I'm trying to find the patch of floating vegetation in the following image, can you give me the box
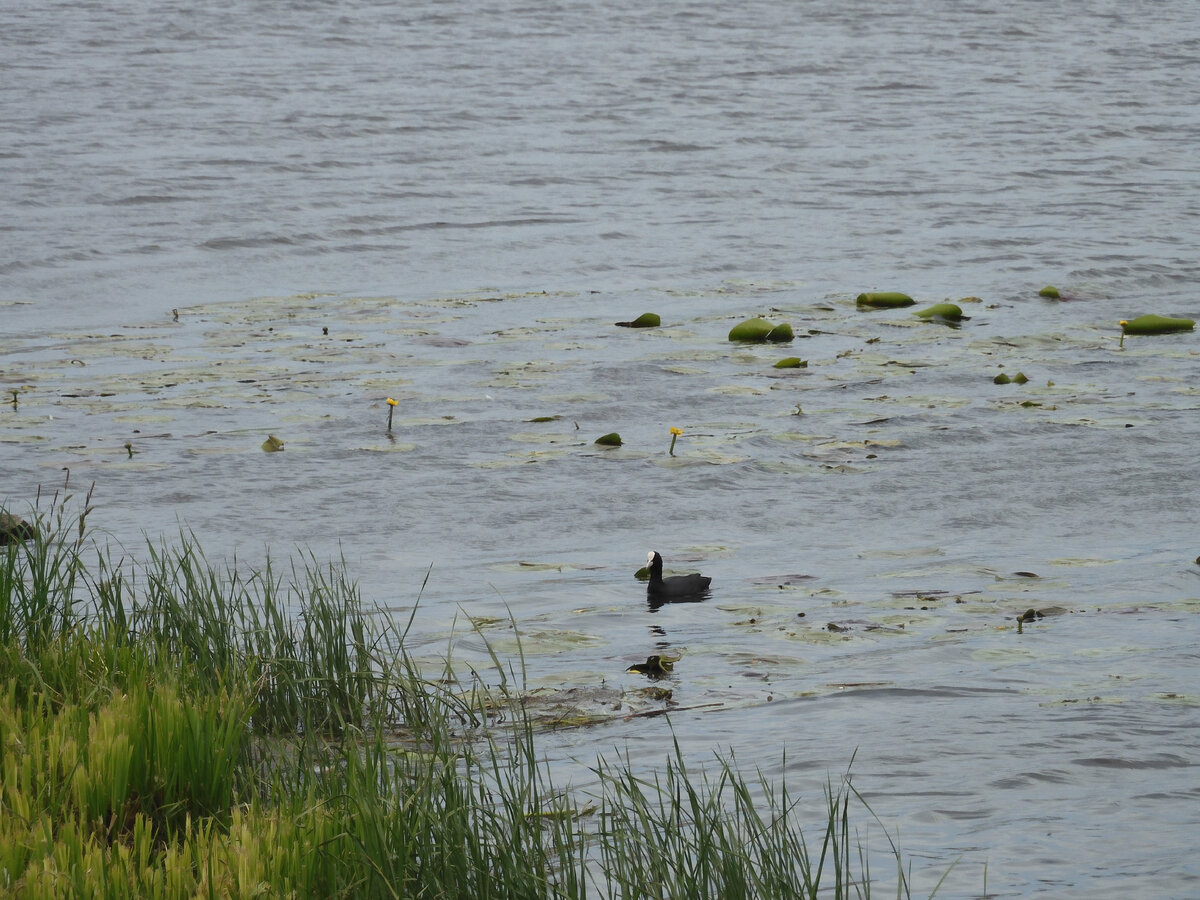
[656,448,750,466]
[479,628,609,658]
[491,560,605,573]
[535,391,612,403]
[1047,557,1118,568]
[507,430,581,445]
[353,441,417,453]
[708,384,767,396]
[472,452,566,468]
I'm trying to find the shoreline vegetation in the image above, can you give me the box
[1,487,949,898]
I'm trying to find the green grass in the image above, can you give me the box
[0,491,950,898]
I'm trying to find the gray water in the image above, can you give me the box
[4,1,1200,896]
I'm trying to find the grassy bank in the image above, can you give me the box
[1,491,943,898]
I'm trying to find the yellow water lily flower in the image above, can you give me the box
[386,397,398,430]
[668,426,683,456]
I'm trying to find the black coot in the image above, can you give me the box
[646,551,711,601]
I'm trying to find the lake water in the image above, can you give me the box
[4,1,1200,896]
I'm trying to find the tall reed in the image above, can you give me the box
[0,480,93,655]
[0,496,950,898]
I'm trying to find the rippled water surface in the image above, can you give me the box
[4,1,1200,896]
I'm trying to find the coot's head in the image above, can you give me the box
[647,551,666,580]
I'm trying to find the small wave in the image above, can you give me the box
[105,194,196,206]
[1074,753,1192,770]
[632,139,714,153]
[201,233,319,251]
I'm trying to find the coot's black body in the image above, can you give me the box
[646,551,711,603]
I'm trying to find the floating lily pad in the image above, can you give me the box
[509,431,578,445]
[355,441,416,453]
[766,323,795,342]
[492,560,603,573]
[748,573,816,585]
[1038,285,1061,298]
[594,432,622,446]
[856,291,914,309]
[913,302,965,322]
[1119,314,1195,336]
[773,357,807,369]
[615,312,661,328]
[261,434,285,452]
[727,318,775,341]
[709,384,766,396]
[994,371,1030,384]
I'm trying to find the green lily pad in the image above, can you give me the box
[856,291,914,309]
[913,302,964,321]
[1039,285,1061,298]
[728,318,774,341]
[615,312,661,328]
[773,357,807,369]
[766,323,795,342]
[261,434,285,452]
[594,432,622,446]
[992,372,1028,384]
[1119,314,1195,335]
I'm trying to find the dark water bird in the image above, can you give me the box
[645,551,711,603]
